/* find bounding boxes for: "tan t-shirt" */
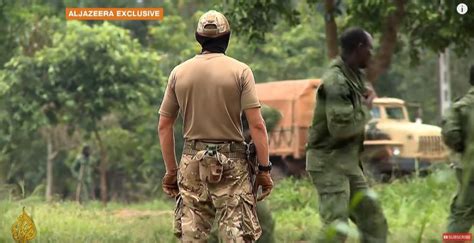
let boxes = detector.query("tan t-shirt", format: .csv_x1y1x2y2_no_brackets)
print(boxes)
159,53,260,142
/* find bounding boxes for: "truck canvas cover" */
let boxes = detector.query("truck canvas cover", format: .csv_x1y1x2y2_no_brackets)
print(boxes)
256,79,320,159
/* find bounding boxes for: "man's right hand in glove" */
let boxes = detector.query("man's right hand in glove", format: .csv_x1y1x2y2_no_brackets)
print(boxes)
255,171,273,201
162,168,179,198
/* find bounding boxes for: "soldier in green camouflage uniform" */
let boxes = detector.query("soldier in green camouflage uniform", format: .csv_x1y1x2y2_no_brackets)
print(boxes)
306,28,388,242
71,145,95,203
442,66,474,233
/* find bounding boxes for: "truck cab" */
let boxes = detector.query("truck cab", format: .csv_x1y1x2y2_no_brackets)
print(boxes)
369,98,446,161
363,98,447,179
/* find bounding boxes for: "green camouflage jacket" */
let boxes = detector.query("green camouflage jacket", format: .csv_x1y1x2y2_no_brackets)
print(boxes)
442,87,474,168
306,57,371,171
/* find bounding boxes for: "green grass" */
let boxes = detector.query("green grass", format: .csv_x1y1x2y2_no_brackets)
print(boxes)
0,168,467,242
1,198,177,243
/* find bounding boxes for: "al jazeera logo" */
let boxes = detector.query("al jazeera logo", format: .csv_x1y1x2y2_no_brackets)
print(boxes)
11,207,37,243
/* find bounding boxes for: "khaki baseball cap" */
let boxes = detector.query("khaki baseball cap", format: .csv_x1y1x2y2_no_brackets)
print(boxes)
196,10,230,37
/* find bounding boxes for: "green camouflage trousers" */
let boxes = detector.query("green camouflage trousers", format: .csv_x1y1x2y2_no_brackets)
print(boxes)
307,150,388,243
174,154,261,242
75,180,92,203
447,168,474,232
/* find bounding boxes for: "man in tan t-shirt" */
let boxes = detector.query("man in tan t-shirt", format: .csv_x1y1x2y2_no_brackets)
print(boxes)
157,10,274,242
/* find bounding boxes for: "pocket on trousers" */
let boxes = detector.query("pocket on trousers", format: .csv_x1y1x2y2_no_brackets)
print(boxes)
309,171,347,194
306,149,325,172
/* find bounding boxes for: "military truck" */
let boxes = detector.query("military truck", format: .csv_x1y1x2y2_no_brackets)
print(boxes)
255,79,448,178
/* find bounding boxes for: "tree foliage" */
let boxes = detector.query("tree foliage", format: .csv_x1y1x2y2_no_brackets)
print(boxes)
224,0,300,42
3,20,163,133
227,0,474,82
1,21,164,201
0,0,56,66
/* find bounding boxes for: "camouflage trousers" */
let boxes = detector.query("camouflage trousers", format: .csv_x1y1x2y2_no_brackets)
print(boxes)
306,150,388,243
174,154,261,242
447,168,474,232
208,202,275,243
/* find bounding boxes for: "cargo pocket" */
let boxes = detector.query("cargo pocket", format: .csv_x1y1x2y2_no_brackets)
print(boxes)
306,149,326,172
309,171,347,194
309,172,350,223
173,195,183,239
240,193,262,241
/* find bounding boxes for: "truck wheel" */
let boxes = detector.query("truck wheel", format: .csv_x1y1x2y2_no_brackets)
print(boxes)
282,157,307,177
270,156,288,180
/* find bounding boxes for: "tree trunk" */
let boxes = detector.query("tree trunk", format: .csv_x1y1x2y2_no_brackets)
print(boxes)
41,124,79,202
366,0,406,82
93,129,108,204
45,130,57,202
324,0,339,60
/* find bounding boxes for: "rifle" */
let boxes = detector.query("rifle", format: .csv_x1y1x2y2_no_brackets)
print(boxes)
246,141,258,202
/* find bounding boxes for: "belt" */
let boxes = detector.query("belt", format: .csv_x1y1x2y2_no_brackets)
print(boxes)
183,140,248,159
